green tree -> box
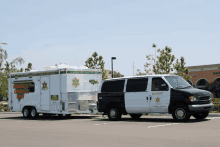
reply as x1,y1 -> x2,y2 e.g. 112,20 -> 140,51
25,63 -> 33,72
85,52 -> 107,80
173,56 -> 192,82
0,47 -> 25,100
152,45 -> 175,74
109,71 -> 124,78
136,54 -> 155,76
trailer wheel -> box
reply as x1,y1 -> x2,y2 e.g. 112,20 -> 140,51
65,114 -> 71,117
23,107 -> 30,118
30,107 -> 39,118
108,108 -> 122,121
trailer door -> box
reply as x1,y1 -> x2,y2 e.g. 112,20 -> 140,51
40,76 -> 50,110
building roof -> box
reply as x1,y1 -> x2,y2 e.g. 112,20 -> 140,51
187,63 -> 220,69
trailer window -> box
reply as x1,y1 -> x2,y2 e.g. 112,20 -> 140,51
28,82 -> 35,92
101,80 -> 125,93
126,78 -> 148,92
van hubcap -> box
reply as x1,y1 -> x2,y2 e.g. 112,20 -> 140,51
176,109 -> 185,119
110,109 -> 116,117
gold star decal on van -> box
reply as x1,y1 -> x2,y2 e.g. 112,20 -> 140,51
156,97 -> 160,103
72,77 -> 80,88
42,81 -> 48,91
89,80 -> 99,85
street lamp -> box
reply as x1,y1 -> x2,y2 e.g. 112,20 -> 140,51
111,57 -> 116,78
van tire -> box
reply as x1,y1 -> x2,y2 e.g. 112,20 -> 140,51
193,111 -> 209,119
172,105 -> 191,122
130,114 -> 142,119
108,108 -> 122,121
23,107 -> 30,118
30,107 -> 39,118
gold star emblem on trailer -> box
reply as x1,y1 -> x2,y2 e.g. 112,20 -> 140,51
72,77 -> 80,88
155,97 -> 160,103
42,81 -> 48,91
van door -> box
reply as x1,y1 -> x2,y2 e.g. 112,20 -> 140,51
149,77 -> 170,113
40,76 -> 50,111
125,77 -> 149,113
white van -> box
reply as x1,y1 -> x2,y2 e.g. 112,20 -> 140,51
97,75 -> 214,121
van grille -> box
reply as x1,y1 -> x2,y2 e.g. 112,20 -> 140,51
198,96 -> 210,101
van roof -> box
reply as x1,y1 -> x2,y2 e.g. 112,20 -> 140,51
104,74 -> 178,81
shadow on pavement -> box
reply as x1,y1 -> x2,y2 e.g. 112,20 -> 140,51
92,117 -> 211,123
0,115 -> 99,121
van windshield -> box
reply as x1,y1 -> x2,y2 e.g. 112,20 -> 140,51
164,76 -> 192,89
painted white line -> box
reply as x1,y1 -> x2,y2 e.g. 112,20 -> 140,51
104,123 -> 106,124
95,124 -> 99,125
166,124 -> 172,125
172,123 -> 179,124
148,126 -> 157,128
157,125 -> 166,126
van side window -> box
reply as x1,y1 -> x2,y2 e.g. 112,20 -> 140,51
126,78 -> 148,92
152,78 -> 168,91
101,80 -> 125,93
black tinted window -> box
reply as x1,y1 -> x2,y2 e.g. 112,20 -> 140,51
28,82 -> 35,92
101,80 -> 125,92
152,78 -> 168,91
126,78 -> 148,92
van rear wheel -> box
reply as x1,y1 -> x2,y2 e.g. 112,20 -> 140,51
172,105 -> 191,122
130,114 -> 142,119
108,108 -> 122,121
193,111 -> 209,119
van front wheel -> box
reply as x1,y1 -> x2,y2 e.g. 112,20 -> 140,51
172,105 -> 191,122
193,111 -> 209,119
108,108 -> 122,121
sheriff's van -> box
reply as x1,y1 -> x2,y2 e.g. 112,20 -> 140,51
97,75 -> 214,121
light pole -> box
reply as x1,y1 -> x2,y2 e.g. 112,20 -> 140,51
111,57 -> 116,78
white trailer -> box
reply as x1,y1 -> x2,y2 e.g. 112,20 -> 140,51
8,68 -> 102,118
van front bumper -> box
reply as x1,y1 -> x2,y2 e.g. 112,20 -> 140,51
188,103 -> 214,113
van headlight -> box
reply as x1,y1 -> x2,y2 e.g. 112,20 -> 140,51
189,96 -> 197,101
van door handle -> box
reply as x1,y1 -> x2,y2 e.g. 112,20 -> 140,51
146,97 -> 148,100
150,97 -> 152,100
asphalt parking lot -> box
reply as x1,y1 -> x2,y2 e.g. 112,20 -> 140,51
1,113 -> 220,147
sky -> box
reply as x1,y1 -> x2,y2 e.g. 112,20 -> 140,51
0,0 -> 220,77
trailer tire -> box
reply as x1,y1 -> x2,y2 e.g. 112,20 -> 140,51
108,108 -> 122,121
23,107 -> 30,118
30,107 -> 39,118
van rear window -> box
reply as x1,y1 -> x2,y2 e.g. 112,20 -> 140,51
101,80 -> 125,93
